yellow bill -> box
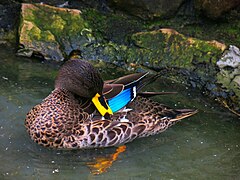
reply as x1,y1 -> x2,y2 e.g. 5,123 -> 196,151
92,93 -> 113,117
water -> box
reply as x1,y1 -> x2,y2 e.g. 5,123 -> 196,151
0,45 -> 239,179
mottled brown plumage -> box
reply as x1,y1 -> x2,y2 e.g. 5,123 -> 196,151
25,59 -> 197,149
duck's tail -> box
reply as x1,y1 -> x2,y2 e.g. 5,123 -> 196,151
170,109 -> 198,122
136,108 -> 198,138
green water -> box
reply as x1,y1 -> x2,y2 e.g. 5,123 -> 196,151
0,46 -> 239,180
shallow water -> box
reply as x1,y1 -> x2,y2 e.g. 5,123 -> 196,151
0,46 -> 239,179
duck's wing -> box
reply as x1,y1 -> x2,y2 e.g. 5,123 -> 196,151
110,72 -> 149,87
103,72 -> 154,113
102,72 -> 150,99
103,84 -> 124,99
77,96 -> 197,149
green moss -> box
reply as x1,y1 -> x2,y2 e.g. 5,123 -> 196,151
34,5 -> 86,38
129,30 -> 223,70
20,4 -> 88,46
28,25 -> 41,40
19,4 -> 94,60
41,30 -> 55,41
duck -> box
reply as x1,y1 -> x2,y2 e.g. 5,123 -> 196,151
25,59 -> 197,149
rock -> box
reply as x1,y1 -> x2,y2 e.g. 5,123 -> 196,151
194,0 -> 240,19
216,45 -> 240,115
217,45 -> 240,68
18,3 -> 92,61
100,28 -> 225,79
107,0 -> 185,20
129,28 -> 226,70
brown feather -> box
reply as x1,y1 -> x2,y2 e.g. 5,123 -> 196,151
111,72 -> 149,86
103,84 -> 124,99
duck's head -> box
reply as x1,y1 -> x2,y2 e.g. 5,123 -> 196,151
55,59 -> 113,117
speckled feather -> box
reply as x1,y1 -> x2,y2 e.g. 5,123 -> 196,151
25,60 -> 197,149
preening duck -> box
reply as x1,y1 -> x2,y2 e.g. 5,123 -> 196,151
25,59 -> 197,149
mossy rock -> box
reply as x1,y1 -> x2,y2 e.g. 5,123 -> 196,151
130,29 -> 225,69
18,3 -> 92,61
216,45 -> 240,115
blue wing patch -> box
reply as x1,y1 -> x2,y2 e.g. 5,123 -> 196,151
107,86 -> 136,113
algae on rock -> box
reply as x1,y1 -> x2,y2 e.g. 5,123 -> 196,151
18,3 -> 93,61
130,28 -> 225,70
